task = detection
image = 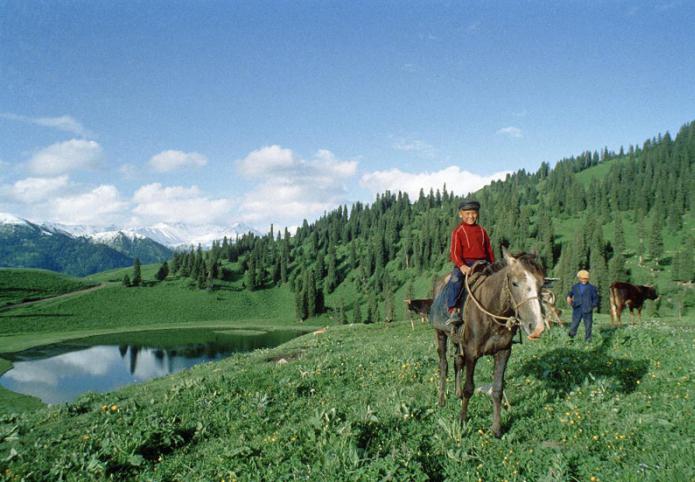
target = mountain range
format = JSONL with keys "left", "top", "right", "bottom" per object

{"left": 0, "top": 213, "right": 260, "bottom": 276}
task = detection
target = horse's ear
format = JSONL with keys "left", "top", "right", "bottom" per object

{"left": 502, "top": 246, "right": 516, "bottom": 264}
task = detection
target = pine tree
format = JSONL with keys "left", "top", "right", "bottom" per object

{"left": 338, "top": 299, "right": 347, "bottom": 324}
{"left": 122, "top": 274, "right": 131, "bottom": 287}
{"left": 384, "top": 284, "right": 395, "bottom": 323}
{"left": 132, "top": 258, "right": 142, "bottom": 287}
{"left": 155, "top": 261, "right": 169, "bottom": 281}
{"left": 295, "top": 286, "right": 307, "bottom": 321}
{"left": 245, "top": 257, "right": 257, "bottom": 291}
{"left": 365, "top": 292, "right": 377, "bottom": 324}
{"left": 305, "top": 270, "right": 317, "bottom": 318}
{"left": 613, "top": 216, "right": 626, "bottom": 255}
{"left": 197, "top": 270, "right": 207, "bottom": 289}
{"left": 326, "top": 245, "right": 338, "bottom": 293}
{"left": 648, "top": 215, "right": 664, "bottom": 264}
{"left": 352, "top": 299, "right": 362, "bottom": 324}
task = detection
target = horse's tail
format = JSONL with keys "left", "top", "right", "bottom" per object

{"left": 609, "top": 285, "right": 618, "bottom": 323}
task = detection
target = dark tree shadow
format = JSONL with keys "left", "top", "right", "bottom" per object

{"left": 517, "top": 327, "right": 649, "bottom": 400}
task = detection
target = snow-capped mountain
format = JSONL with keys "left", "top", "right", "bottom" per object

{"left": 0, "top": 212, "right": 133, "bottom": 276}
{"left": 0, "top": 212, "right": 28, "bottom": 226}
{"left": 131, "top": 222, "right": 259, "bottom": 248}
{"left": 1, "top": 213, "right": 260, "bottom": 249}
{"left": 42, "top": 222, "right": 121, "bottom": 238}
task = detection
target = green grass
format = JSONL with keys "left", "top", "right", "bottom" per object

{"left": 85, "top": 263, "right": 163, "bottom": 283}
{"left": 0, "top": 268, "right": 96, "bottom": 308}
{"left": 0, "top": 316, "right": 692, "bottom": 480}
{"left": 574, "top": 156, "right": 630, "bottom": 188}
{"left": 0, "top": 277, "right": 304, "bottom": 338}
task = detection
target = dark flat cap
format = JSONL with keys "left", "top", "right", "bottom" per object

{"left": 458, "top": 199, "right": 480, "bottom": 211}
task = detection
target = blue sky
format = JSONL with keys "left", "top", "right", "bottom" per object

{"left": 1, "top": 1, "right": 694, "bottom": 230}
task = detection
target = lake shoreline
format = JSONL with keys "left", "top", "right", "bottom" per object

{"left": 0, "top": 321, "right": 317, "bottom": 413}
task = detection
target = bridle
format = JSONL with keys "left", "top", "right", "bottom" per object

{"left": 463, "top": 267, "right": 540, "bottom": 331}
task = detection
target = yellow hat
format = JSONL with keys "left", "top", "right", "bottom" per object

{"left": 577, "top": 270, "right": 590, "bottom": 279}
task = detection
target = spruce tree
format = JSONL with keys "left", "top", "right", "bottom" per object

{"left": 326, "top": 246, "right": 338, "bottom": 293}
{"left": 352, "top": 299, "right": 362, "bottom": 324}
{"left": 305, "top": 270, "right": 317, "bottom": 318}
{"left": 613, "top": 216, "right": 626, "bottom": 255}
{"left": 245, "top": 257, "right": 257, "bottom": 291}
{"left": 155, "top": 261, "right": 169, "bottom": 281}
{"left": 132, "top": 258, "right": 142, "bottom": 287}
{"left": 122, "top": 274, "right": 131, "bottom": 287}
{"left": 338, "top": 299, "right": 347, "bottom": 324}
{"left": 648, "top": 215, "right": 664, "bottom": 264}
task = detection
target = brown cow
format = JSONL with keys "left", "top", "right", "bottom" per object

{"left": 609, "top": 282, "right": 658, "bottom": 324}
{"left": 404, "top": 298, "right": 433, "bottom": 328}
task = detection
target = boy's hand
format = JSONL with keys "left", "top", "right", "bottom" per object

{"left": 566, "top": 296, "right": 573, "bottom": 305}
{"left": 460, "top": 265, "right": 471, "bottom": 275}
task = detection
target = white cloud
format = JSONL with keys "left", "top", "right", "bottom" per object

{"left": 236, "top": 145, "right": 297, "bottom": 177}
{"left": 28, "top": 139, "right": 103, "bottom": 175}
{"left": 0, "top": 112, "right": 91, "bottom": 137}
{"left": 132, "top": 183, "right": 234, "bottom": 225}
{"left": 236, "top": 146, "right": 357, "bottom": 226}
{"left": 51, "top": 185, "right": 128, "bottom": 226}
{"left": 360, "top": 166, "right": 510, "bottom": 200}
{"left": 496, "top": 127, "right": 523, "bottom": 139}
{"left": 148, "top": 150, "right": 208, "bottom": 172}
{"left": 5, "top": 176, "right": 70, "bottom": 203}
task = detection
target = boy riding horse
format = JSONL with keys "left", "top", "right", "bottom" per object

{"left": 446, "top": 199, "right": 495, "bottom": 335}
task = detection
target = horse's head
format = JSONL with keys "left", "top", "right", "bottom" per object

{"left": 503, "top": 248, "right": 545, "bottom": 340}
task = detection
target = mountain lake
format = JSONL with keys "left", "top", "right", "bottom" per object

{"left": 0, "top": 327, "right": 303, "bottom": 404}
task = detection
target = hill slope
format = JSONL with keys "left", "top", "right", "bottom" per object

{"left": 0, "top": 269, "right": 97, "bottom": 308}
{"left": 0, "top": 320, "right": 692, "bottom": 480}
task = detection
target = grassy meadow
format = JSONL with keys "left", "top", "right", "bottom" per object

{"left": 0, "top": 316, "right": 693, "bottom": 481}
{"left": 0, "top": 269, "right": 97, "bottom": 309}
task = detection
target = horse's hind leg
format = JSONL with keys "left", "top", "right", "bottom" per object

{"left": 491, "top": 349, "right": 511, "bottom": 438}
{"left": 460, "top": 354, "right": 478, "bottom": 425}
{"left": 436, "top": 330, "right": 448, "bottom": 406}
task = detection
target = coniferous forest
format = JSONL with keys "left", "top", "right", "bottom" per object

{"left": 170, "top": 121, "right": 695, "bottom": 320}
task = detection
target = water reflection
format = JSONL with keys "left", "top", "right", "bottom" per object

{"left": 0, "top": 328, "right": 300, "bottom": 404}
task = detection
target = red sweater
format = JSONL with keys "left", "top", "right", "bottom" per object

{"left": 450, "top": 222, "right": 495, "bottom": 268}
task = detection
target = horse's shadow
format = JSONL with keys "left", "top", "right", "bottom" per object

{"left": 517, "top": 327, "right": 649, "bottom": 400}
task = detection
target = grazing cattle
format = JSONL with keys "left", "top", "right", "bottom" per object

{"left": 404, "top": 298, "right": 434, "bottom": 328}
{"left": 609, "top": 282, "right": 658, "bottom": 324}
{"left": 540, "top": 289, "right": 565, "bottom": 328}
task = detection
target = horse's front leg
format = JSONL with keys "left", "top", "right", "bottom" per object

{"left": 460, "top": 353, "right": 478, "bottom": 425}
{"left": 436, "top": 330, "right": 448, "bottom": 406}
{"left": 455, "top": 347, "right": 464, "bottom": 398}
{"left": 491, "top": 348, "right": 511, "bottom": 438}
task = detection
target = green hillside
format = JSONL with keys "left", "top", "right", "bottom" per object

{"left": 0, "top": 269, "right": 97, "bottom": 308}
{"left": 1, "top": 319, "right": 693, "bottom": 480}
{"left": 0, "top": 222, "right": 134, "bottom": 276}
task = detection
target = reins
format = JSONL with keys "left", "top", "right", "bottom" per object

{"left": 463, "top": 267, "right": 539, "bottom": 331}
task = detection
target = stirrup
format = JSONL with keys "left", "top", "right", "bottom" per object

{"left": 445, "top": 311, "right": 462, "bottom": 326}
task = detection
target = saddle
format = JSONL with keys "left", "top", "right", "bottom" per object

{"left": 429, "top": 261, "right": 490, "bottom": 340}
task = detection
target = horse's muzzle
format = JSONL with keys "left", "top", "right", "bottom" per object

{"left": 527, "top": 323, "right": 545, "bottom": 340}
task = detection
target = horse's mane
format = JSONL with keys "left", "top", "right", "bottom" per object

{"left": 480, "top": 252, "right": 545, "bottom": 278}
{"left": 432, "top": 252, "right": 544, "bottom": 299}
